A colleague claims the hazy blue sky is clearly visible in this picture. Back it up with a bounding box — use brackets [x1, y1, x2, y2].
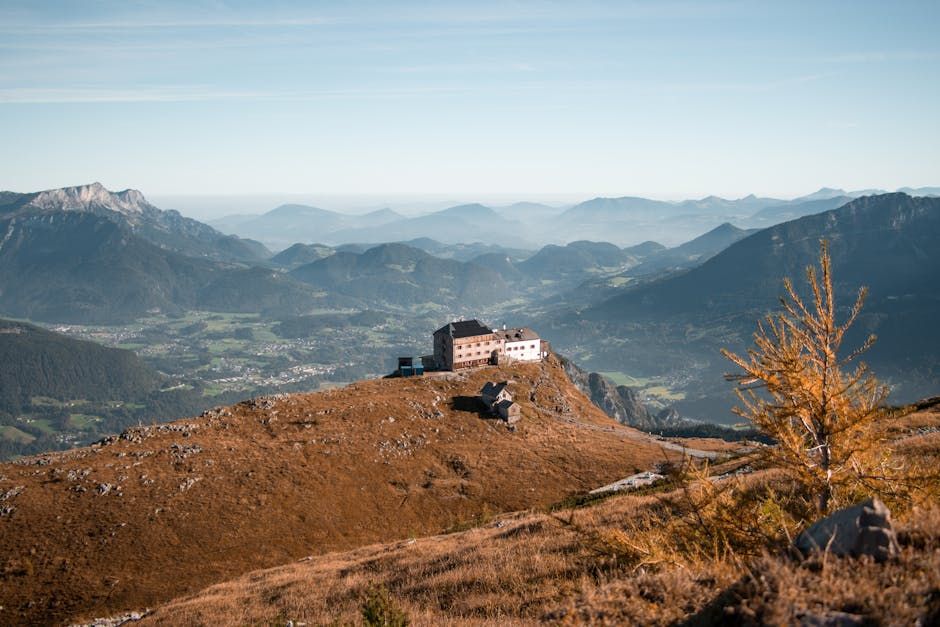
[1, 0, 938, 202]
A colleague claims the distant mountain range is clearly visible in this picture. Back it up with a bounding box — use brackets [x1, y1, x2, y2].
[289, 242, 512, 310]
[210, 204, 405, 250]
[0, 184, 317, 323]
[0, 182, 269, 262]
[4, 183, 740, 322]
[588, 193, 940, 321]
[209, 187, 939, 250]
[544, 193, 940, 421]
[459, 223, 754, 301]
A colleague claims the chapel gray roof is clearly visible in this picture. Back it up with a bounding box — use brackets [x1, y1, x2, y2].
[494, 327, 540, 342]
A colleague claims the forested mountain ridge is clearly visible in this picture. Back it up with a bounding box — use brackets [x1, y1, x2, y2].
[0, 185, 321, 323]
[542, 193, 940, 420]
[0, 319, 160, 409]
[589, 193, 940, 320]
[0, 319, 208, 459]
[290, 242, 512, 309]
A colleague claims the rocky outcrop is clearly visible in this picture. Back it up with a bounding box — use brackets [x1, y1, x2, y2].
[27, 182, 149, 217]
[795, 498, 900, 562]
[559, 355, 664, 430]
[585, 372, 655, 429]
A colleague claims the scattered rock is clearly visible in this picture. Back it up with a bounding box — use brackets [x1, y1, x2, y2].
[0, 485, 24, 501]
[178, 476, 202, 492]
[590, 472, 664, 494]
[69, 609, 151, 626]
[200, 406, 231, 419]
[13, 456, 52, 466]
[67, 468, 91, 482]
[795, 497, 900, 562]
[169, 443, 203, 460]
[798, 610, 868, 626]
[713, 464, 755, 482]
[242, 395, 285, 411]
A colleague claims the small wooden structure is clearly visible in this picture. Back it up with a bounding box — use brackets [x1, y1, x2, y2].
[481, 381, 511, 408]
[480, 381, 521, 424]
[495, 399, 521, 424]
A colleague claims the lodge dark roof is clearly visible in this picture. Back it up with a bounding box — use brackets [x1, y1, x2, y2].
[434, 319, 493, 339]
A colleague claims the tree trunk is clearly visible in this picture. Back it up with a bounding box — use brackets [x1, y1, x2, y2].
[818, 442, 833, 513]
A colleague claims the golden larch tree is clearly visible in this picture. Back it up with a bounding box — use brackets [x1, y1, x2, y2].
[722, 240, 893, 514]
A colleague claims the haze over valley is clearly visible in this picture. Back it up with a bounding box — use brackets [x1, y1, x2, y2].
[1, 182, 937, 459]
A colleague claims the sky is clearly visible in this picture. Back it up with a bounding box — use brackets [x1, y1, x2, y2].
[1, 0, 938, 214]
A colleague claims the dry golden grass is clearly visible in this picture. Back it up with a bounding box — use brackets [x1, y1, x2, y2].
[0, 355, 705, 625]
[138, 475, 940, 626]
[558, 507, 940, 625]
[138, 400, 940, 626]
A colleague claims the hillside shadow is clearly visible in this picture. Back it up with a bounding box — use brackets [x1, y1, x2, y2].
[451, 395, 489, 417]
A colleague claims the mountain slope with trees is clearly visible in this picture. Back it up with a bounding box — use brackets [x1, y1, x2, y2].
[543, 193, 940, 420]
[0, 185, 321, 323]
[0, 319, 207, 459]
[290, 242, 512, 309]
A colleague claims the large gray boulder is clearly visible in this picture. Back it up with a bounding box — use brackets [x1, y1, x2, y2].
[795, 497, 900, 562]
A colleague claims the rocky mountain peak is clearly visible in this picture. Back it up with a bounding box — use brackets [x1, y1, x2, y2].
[27, 182, 152, 216]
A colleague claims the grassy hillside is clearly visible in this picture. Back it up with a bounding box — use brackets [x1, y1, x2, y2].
[135, 401, 940, 626]
[0, 356, 696, 625]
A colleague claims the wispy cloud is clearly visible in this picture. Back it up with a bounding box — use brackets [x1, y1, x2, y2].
[637, 73, 829, 94]
[0, 84, 530, 104]
[385, 61, 537, 75]
[0, 16, 335, 32]
[0, 71, 829, 105]
[822, 50, 940, 63]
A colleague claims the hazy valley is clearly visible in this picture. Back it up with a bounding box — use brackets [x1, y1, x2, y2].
[2, 183, 938, 462]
